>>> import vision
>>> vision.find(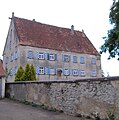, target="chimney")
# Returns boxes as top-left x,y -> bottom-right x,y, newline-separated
12,12 -> 14,18
71,25 -> 74,35
33,19 -> 35,22
82,29 -> 86,37
9,12 -> 14,19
